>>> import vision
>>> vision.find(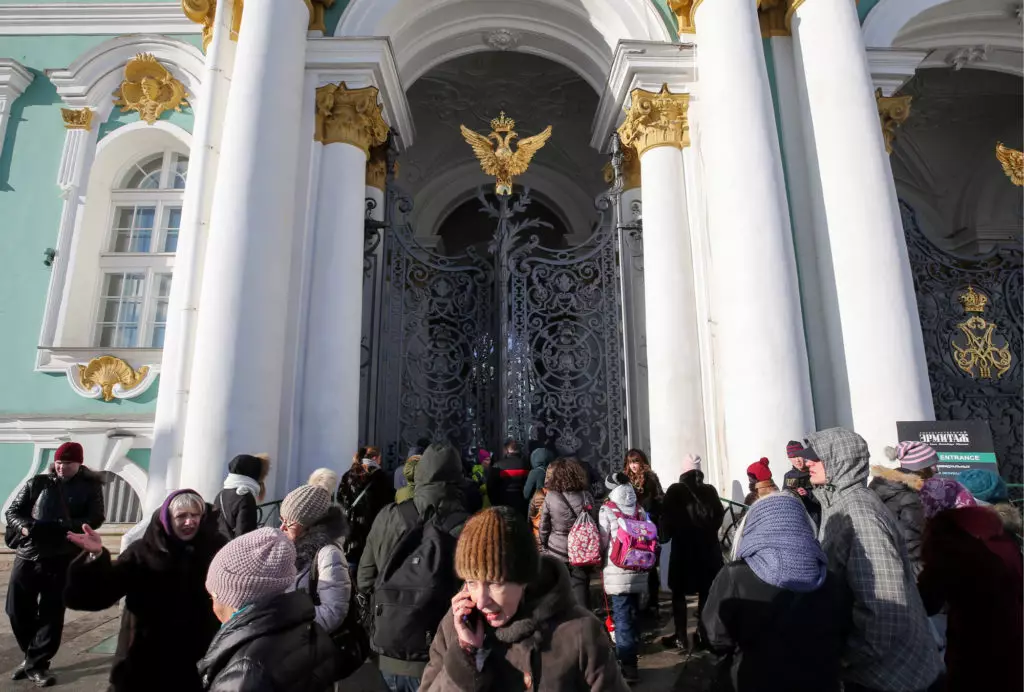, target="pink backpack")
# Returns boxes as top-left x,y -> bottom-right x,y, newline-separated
605,500 -> 658,571
566,500 -> 601,567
